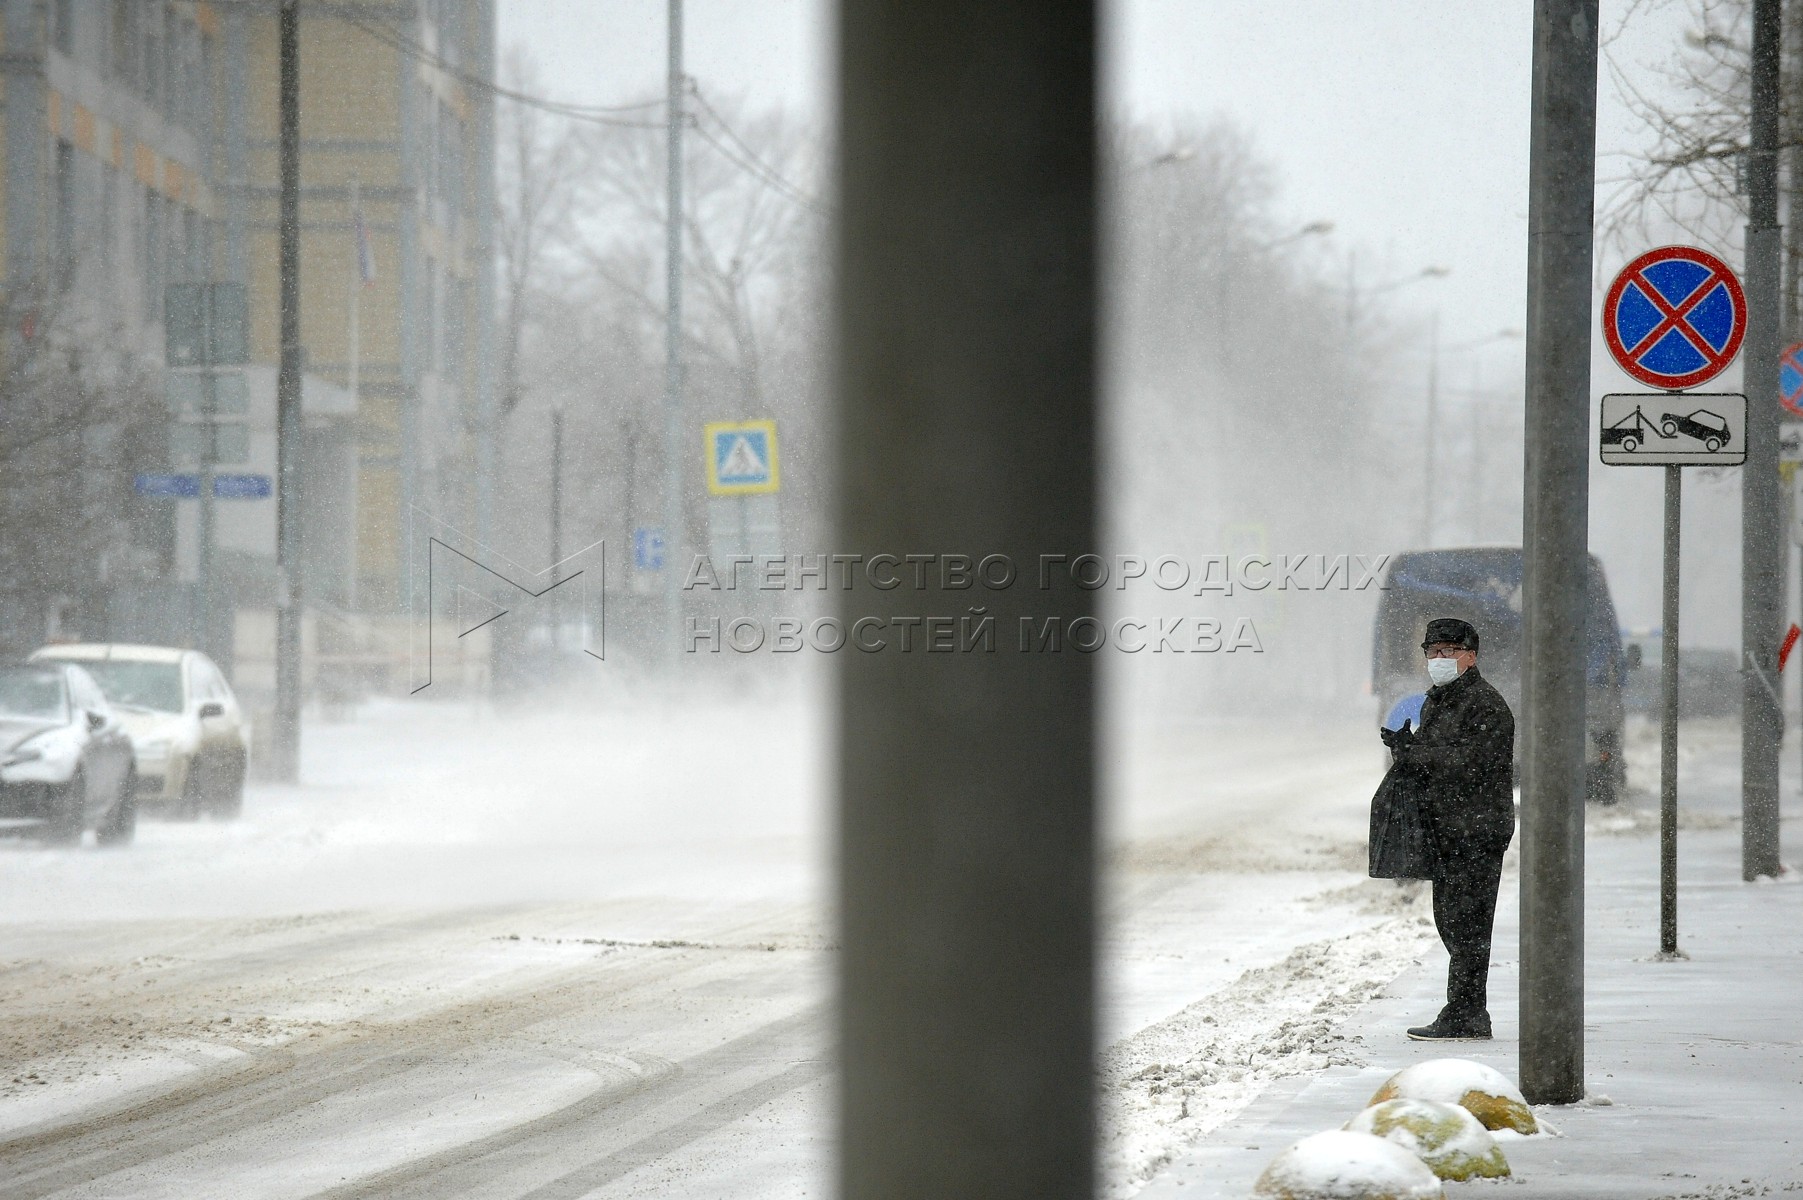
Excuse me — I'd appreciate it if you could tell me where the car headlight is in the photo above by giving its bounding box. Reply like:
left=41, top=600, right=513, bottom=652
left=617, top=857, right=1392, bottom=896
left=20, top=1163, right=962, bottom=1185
left=5, top=731, right=78, bottom=771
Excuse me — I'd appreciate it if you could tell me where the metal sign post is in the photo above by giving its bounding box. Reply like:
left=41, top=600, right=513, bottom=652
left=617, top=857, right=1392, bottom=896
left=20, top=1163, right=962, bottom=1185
left=1599, top=390, right=1747, bottom=957
left=166, top=282, right=248, bottom=665
left=1601, top=243, right=1749, bottom=959
left=1659, top=463, right=1682, bottom=957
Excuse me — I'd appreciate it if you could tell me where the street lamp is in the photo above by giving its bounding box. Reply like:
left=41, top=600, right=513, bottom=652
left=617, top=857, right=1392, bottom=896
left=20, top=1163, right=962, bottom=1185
left=1422, top=326, right=1523, bottom=548
left=1218, top=219, right=1335, bottom=365
left=1346, top=261, right=1450, bottom=332
left=1254, top=219, right=1335, bottom=253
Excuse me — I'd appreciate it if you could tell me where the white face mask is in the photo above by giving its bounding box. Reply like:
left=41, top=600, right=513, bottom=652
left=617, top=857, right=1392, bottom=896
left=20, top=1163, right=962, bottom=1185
left=1426, top=657, right=1461, bottom=686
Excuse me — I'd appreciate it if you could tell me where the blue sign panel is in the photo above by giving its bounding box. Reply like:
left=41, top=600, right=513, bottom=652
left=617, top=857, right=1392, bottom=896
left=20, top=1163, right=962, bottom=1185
left=704, top=419, right=779, bottom=495
left=633, top=527, right=666, bottom=571
left=135, top=473, right=199, bottom=498
left=213, top=474, right=272, bottom=499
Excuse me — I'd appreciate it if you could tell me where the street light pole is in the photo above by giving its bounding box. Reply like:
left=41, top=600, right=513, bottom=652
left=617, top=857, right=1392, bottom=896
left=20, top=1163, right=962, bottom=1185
left=1743, top=0, right=1785, bottom=880
left=273, top=0, right=303, bottom=782
left=1218, top=220, right=1333, bottom=368
left=1432, top=328, right=1522, bottom=548
left=550, top=404, right=563, bottom=648
left=1346, top=262, right=1449, bottom=333
left=1519, top=0, right=1599, bottom=1106
left=662, top=0, right=685, bottom=665
left=1423, top=311, right=1439, bottom=548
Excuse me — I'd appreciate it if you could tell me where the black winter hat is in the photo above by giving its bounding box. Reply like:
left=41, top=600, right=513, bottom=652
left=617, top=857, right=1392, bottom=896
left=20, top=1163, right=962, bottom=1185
left=1421, top=618, right=1479, bottom=652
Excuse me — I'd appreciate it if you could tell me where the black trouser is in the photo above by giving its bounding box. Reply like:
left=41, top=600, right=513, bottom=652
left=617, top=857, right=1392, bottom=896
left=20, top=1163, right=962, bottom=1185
left=1431, top=845, right=1506, bottom=1021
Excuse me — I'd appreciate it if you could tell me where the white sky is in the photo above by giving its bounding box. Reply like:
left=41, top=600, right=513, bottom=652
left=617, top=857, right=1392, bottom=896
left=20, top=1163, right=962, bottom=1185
left=499, top=0, right=1700, bottom=360
left=499, top=0, right=1758, bottom=645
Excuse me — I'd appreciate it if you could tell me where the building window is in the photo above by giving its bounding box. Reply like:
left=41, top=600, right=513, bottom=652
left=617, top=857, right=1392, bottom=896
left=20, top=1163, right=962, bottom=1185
left=144, top=189, right=163, bottom=322
left=198, top=27, right=213, bottom=138
left=54, top=141, right=76, bottom=293
left=183, top=19, right=201, bottom=133
left=439, top=109, right=464, bottom=217
left=144, top=0, right=162, bottom=108
left=164, top=7, right=180, bottom=118
left=101, top=162, right=118, bottom=275
left=111, top=0, right=133, bottom=81
left=53, top=0, right=74, bottom=56
left=185, top=208, right=205, bottom=280
left=446, top=278, right=468, bottom=380
left=424, top=261, right=439, bottom=373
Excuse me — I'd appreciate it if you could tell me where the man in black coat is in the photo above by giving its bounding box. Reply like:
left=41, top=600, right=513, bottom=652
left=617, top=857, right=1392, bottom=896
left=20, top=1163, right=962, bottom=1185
left=1386, top=617, right=1516, bottom=1040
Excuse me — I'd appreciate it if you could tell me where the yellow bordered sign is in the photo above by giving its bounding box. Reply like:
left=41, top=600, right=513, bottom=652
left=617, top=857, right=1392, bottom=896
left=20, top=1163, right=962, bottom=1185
left=704, top=419, right=780, bottom=495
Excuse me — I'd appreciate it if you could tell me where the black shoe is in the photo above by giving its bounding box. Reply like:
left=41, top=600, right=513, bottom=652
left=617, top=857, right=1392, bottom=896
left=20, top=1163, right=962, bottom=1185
left=1406, top=1016, right=1492, bottom=1041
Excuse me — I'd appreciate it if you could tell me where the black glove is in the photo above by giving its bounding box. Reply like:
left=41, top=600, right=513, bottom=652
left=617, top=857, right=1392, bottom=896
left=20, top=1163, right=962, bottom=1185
left=1380, top=718, right=1415, bottom=751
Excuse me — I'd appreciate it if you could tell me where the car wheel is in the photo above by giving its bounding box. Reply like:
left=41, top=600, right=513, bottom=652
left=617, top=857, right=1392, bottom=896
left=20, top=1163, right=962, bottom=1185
left=1706, top=436, right=1723, bottom=453
left=175, top=759, right=204, bottom=821
left=44, top=771, right=86, bottom=845
left=1660, top=419, right=1679, bottom=438
left=208, top=755, right=245, bottom=820
left=1622, top=436, right=1639, bottom=453
left=97, top=772, right=138, bottom=847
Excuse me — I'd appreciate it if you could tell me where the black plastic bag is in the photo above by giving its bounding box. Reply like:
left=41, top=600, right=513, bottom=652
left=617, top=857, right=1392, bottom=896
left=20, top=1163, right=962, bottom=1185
left=1368, top=763, right=1439, bottom=880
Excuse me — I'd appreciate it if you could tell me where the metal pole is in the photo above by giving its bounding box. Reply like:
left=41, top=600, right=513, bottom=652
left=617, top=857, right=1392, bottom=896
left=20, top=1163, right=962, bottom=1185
left=1788, top=0, right=1802, bottom=780
left=1746, top=0, right=1786, bottom=879
left=662, top=0, right=685, bottom=662
left=1661, top=464, right=1682, bottom=957
left=1469, top=362, right=1485, bottom=542
left=348, top=179, right=361, bottom=415
left=273, top=0, right=303, bottom=782
left=1518, top=0, right=1598, bottom=1106
left=837, top=3, right=1096, bottom=1197
left=198, top=362, right=217, bottom=660
left=550, top=406, right=563, bottom=647
left=1423, top=311, right=1439, bottom=548
left=347, top=180, right=361, bottom=613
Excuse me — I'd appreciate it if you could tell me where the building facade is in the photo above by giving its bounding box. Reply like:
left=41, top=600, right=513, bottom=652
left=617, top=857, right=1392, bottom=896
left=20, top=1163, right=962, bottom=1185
left=0, top=0, right=495, bottom=638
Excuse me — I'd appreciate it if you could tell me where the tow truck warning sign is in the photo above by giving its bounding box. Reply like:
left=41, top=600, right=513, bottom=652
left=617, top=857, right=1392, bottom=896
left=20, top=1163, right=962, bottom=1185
left=1598, top=392, right=1747, bottom=467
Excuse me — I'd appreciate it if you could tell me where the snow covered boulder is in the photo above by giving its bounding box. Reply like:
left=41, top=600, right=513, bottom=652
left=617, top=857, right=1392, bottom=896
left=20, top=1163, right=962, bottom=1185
left=1367, top=1058, right=1538, bottom=1135
left=1344, top=1098, right=1510, bottom=1180
left=1251, top=1130, right=1444, bottom=1199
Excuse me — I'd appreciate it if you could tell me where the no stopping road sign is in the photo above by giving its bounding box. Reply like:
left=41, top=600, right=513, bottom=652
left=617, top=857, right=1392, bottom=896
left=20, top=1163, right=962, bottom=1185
left=1603, top=245, right=1746, bottom=390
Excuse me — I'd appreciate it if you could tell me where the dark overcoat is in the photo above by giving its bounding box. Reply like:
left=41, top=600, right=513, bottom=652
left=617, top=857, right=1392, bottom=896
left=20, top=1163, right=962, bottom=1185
left=1404, top=665, right=1516, bottom=862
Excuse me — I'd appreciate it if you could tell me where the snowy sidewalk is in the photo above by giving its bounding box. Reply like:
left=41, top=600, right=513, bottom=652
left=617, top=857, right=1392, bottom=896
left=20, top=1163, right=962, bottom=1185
left=1135, top=817, right=1803, bottom=1196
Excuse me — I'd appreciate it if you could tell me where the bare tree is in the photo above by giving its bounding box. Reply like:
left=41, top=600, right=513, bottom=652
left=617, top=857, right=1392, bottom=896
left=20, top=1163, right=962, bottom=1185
left=0, top=299, right=163, bottom=654
left=1600, top=0, right=1762, bottom=250
left=1107, top=118, right=1433, bottom=710
left=491, top=71, right=828, bottom=587
left=495, top=51, right=585, bottom=423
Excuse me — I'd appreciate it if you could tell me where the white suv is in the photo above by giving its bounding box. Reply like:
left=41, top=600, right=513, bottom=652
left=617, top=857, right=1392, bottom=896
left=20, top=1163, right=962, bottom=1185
left=30, top=645, right=252, bottom=819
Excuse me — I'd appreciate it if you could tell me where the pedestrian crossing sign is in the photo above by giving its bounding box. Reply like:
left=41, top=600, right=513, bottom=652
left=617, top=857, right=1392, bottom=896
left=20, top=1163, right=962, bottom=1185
left=704, top=419, right=780, bottom=495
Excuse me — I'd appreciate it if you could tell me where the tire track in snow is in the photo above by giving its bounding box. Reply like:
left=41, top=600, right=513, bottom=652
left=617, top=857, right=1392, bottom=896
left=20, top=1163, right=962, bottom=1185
left=310, top=1006, right=825, bottom=1199
left=0, top=933, right=810, bottom=1198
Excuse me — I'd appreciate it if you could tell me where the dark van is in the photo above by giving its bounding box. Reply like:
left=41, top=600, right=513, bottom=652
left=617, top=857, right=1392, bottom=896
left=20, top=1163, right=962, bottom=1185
left=1371, top=547, right=1629, bottom=804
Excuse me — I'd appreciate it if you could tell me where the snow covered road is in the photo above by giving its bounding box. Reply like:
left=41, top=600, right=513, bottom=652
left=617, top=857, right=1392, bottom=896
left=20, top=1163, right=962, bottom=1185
left=0, top=688, right=1429, bottom=1197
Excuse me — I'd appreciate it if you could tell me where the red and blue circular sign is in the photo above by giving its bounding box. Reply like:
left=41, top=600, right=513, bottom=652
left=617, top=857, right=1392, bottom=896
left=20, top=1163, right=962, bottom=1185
left=1603, top=245, right=1746, bottom=390
left=1780, top=343, right=1803, bottom=417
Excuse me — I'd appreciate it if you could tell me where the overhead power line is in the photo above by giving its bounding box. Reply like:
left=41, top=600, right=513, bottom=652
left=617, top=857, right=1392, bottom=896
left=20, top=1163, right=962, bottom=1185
left=342, top=13, right=668, bottom=128
left=688, top=84, right=830, bottom=215
left=340, top=11, right=827, bottom=212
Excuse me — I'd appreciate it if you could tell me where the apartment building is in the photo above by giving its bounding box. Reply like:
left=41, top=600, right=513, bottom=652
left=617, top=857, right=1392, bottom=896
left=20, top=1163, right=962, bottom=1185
left=0, top=0, right=494, bottom=635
